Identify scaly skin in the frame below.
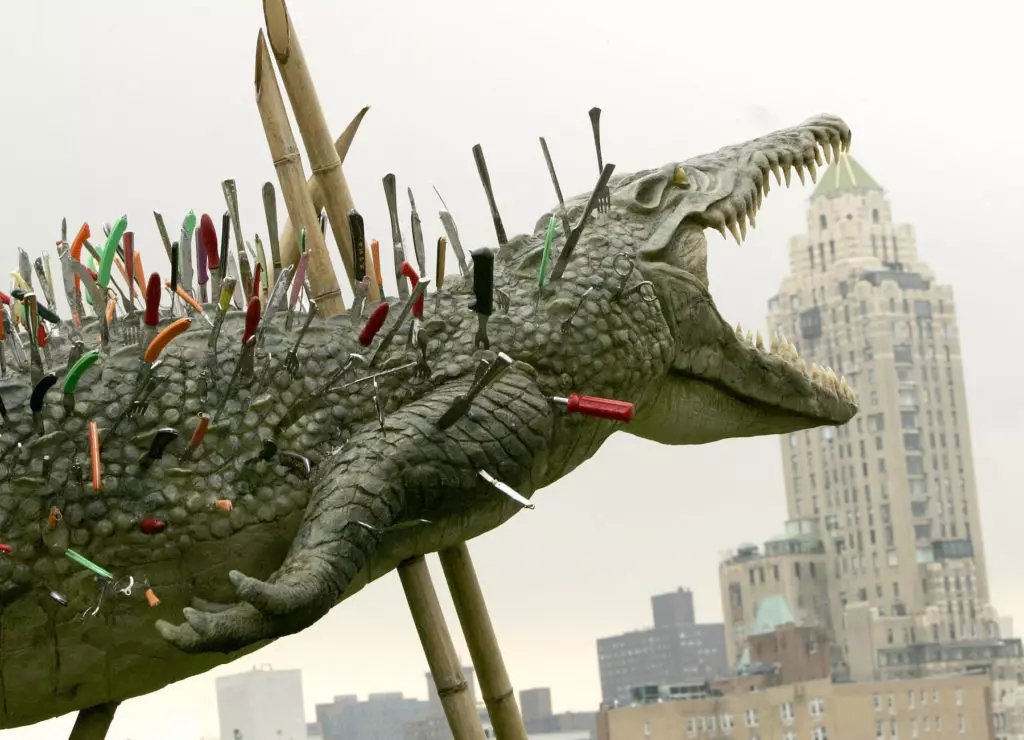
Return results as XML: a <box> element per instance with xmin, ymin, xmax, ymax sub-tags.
<box><xmin>0</xmin><ymin>114</ymin><xmax>857</xmax><ymax>728</ymax></box>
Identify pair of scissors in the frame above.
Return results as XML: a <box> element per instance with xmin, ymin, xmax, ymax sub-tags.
<box><xmin>611</xmin><ymin>252</ymin><xmax>657</xmax><ymax>303</ymax></box>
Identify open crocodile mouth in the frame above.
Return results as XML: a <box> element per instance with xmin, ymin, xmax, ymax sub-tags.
<box><xmin>638</xmin><ymin>115</ymin><xmax>859</xmax><ymax>438</ymax></box>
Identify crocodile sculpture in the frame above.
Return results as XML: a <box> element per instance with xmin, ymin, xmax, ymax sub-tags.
<box><xmin>0</xmin><ymin>114</ymin><xmax>856</xmax><ymax>730</ymax></box>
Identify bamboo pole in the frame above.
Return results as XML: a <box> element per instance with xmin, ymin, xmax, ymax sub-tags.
<box><xmin>68</xmin><ymin>701</ymin><xmax>119</xmax><ymax>740</ymax></box>
<box><xmin>262</xmin><ymin>0</ymin><xmax>381</xmax><ymax>301</ymax></box>
<box><xmin>254</xmin><ymin>29</ymin><xmax>346</xmax><ymax>317</ymax></box>
<box><xmin>279</xmin><ymin>106</ymin><xmax>369</xmax><ymax>268</ymax></box>
<box><xmin>439</xmin><ymin>542</ymin><xmax>528</xmax><ymax>740</ymax></box>
<box><xmin>398</xmin><ymin>556</ymin><xmax>487</xmax><ymax>740</ymax></box>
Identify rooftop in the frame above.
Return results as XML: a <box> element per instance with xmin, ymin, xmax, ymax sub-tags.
<box><xmin>812</xmin><ymin>153</ymin><xmax>882</xmax><ymax>197</ymax></box>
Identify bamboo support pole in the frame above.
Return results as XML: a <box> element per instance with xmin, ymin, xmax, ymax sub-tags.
<box><xmin>262</xmin><ymin>0</ymin><xmax>381</xmax><ymax>301</ymax></box>
<box><xmin>398</xmin><ymin>556</ymin><xmax>487</xmax><ymax>740</ymax></box>
<box><xmin>68</xmin><ymin>701</ymin><xmax>118</xmax><ymax>740</ymax></box>
<box><xmin>439</xmin><ymin>542</ymin><xmax>528</xmax><ymax>740</ymax></box>
<box><xmin>279</xmin><ymin>106</ymin><xmax>369</xmax><ymax>268</ymax></box>
<box><xmin>254</xmin><ymin>29</ymin><xmax>346</xmax><ymax>317</ymax></box>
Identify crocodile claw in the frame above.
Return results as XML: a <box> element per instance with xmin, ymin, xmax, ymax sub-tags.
<box><xmin>154</xmin><ymin>601</ymin><xmax>272</xmax><ymax>653</ymax></box>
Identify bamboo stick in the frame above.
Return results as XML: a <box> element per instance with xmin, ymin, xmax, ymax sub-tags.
<box><xmin>279</xmin><ymin>106</ymin><xmax>369</xmax><ymax>268</ymax></box>
<box><xmin>68</xmin><ymin>701</ymin><xmax>119</xmax><ymax>740</ymax></box>
<box><xmin>398</xmin><ymin>556</ymin><xmax>487</xmax><ymax>740</ymax></box>
<box><xmin>262</xmin><ymin>0</ymin><xmax>381</xmax><ymax>301</ymax></box>
<box><xmin>439</xmin><ymin>542</ymin><xmax>528</xmax><ymax>740</ymax></box>
<box><xmin>254</xmin><ymin>29</ymin><xmax>346</xmax><ymax>317</ymax></box>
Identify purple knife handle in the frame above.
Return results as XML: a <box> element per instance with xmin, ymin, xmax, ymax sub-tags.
<box><xmin>289</xmin><ymin>253</ymin><xmax>309</xmax><ymax>309</ymax></box>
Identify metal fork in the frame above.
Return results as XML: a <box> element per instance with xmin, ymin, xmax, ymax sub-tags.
<box><xmin>283</xmin><ymin>303</ymin><xmax>318</xmax><ymax>376</ymax></box>
<box><xmin>588</xmin><ymin>107</ymin><xmax>611</xmax><ymax>213</ymax></box>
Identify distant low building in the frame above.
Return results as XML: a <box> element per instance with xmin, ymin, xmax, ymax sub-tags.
<box><xmin>215</xmin><ymin>665</ymin><xmax>306</xmax><ymax>740</ymax></box>
<box><xmin>596</xmin><ymin>588</ymin><xmax>727</xmax><ymax>704</ymax></box>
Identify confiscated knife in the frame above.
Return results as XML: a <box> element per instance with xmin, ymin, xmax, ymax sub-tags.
<box><xmin>437</xmin><ymin>351</ymin><xmax>513</xmax><ymax>429</ymax></box>
<box><xmin>470</xmin><ymin>247</ymin><xmax>495</xmax><ymax>349</ymax></box>
<box><xmin>153</xmin><ymin>211</ymin><xmax>173</xmax><ymax>262</ymax></box>
<box><xmin>262</xmin><ymin>182</ymin><xmax>282</xmax><ymax>273</ymax></box>
<box><xmin>255</xmin><ymin>264</ymin><xmax>293</xmax><ymax>348</ymax></box>
<box><xmin>471</xmin><ymin>144</ymin><xmax>507</xmax><ymax>246</ymax></box>
<box><xmin>407</xmin><ymin>188</ymin><xmax>426</xmax><ymax>277</ymax></box>
<box><xmin>33</xmin><ymin>258</ymin><xmax>56</xmax><ymax>314</ymax></box>
<box><xmin>435</xmin><ymin>203</ymin><xmax>469</xmax><ymax>276</ymax></box>
<box><xmin>57</xmin><ymin>244</ymin><xmax>83</xmax><ymax>329</ymax></box>
<box><xmin>347</xmin><ymin>209</ymin><xmax>369</xmax><ymax>321</ymax></box>
<box><xmin>369</xmin><ymin>279</ymin><xmax>429</xmax><ymax>368</ymax></box>
<box><xmin>69</xmin><ymin>261</ymin><xmax>110</xmax><ymax>347</ymax></box>
<box><xmin>179</xmin><ymin>211</ymin><xmax>196</xmax><ymax>297</ymax></box>
<box><xmin>285</xmin><ymin>251</ymin><xmax>309</xmax><ymax>331</ymax></box>
<box><xmin>17</xmin><ymin>249</ymin><xmax>32</xmax><ymax>290</ymax></box>
<box><xmin>382</xmin><ymin>174</ymin><xmax>409</xmax><ymax>299</ymax></box>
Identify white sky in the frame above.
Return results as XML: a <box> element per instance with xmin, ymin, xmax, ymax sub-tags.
<box><xmin>0</xmin><ymin>1</ymin><xmax>1021</xmax><ymax>738</ymax></box>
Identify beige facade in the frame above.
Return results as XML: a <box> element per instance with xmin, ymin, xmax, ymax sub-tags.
<box><xmin>599</xmin><ymin>671</ymin><xmax>995</xmax><ymax>740</ymax></box>
<box><xmin>765</xmin><ymin>155</ymin><xmax>997</xmax><ymax>658</ymax></box>
<box><xmin>719</xmin><ymin>519</ymin><xmax>832</xmax><ymax>667</ymax></box>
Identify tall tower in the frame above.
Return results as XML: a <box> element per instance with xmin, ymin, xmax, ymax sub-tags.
<box><xmin>766</xmin><ymin>154</ymin><xmax>998</xmax><ymax>674</ymax></box>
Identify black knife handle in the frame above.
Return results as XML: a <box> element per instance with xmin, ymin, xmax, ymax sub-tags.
<box><xmin>348</xmin><ymin>210</ymin><xmax>367</xmax><ymax>281</ymax></box>
<box><xmin>219</xmin><ymin>212</ymin><xmax>231</xmax><ymax>280</ymax></box>
<box><xmin>170</xmin><ymin>242</ymin><xmax>180</xmax><ymax>293</ymax></box>
<box><xmin>470</xmin><ymin>248</ymin><xmax>494</xmax><ymax>316</ymax></box>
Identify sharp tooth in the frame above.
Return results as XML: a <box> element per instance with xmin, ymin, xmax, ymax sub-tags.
<box><xmin>748</xmin><ymin>209</ymin><xmax>757</xmax><ymax>228</ymax></box>
<box><xmin>735</xmin><ymin>322</ymin><xmax>744</xmax><ymax>340</ymax></box>
<box><xmin>756</xmin><ymin>331</ymin><xmax>764</xmax><ymax>351</ymax></box>
<box><xmin>806</xmin><ymin>159</ymin><xmax>817</xmax><ymax>183</ymax></box>
<box><xmin>745</xmin><ymin>330</ymin><xmax>753</xmax><ymax>346</ymax></box>
<box><xmin>798</xmin><ymin>358</ymin><xmax>808</xmax><ymax>376</ymax></box>
<box><xmin>811</xmin><ymin>364</ymin><xmax>820</xmax><ymax>382</ymax></box>
<box><xmin>840</xmin><ymin>376</ymin><xmax>851</xmax><ymax>397</ymax></box>
<box><xmin>781</xmin><ymin>161</ymin><xmax>793</xmax><ymax>187</ymax></box>
<box><xmin>755</xmin><ymin>185</ymin><xmax>763</xmax><ymax>208</ymax></box>
<box><xmin>738</xmin><ymin>214</ymin><xmax>748</xmax><ymax>241</ymax></box>
<box><xmin>823</xmin><ymin>141</ymin><xmax>835</xmax><ymax>164</ymax></box>
<box><xmin>770</xmin><ymin>335</ymin><xmax>779</xmax><ymax>355</ymax></box>
<box><xmin>812</xmin><ymin>145</ymin><xmax>824</xmax><ymax>167</ymax></box>
<box><xmin>794</xmin><ymin>162</ymin><xmax>806</xmax><ymax>186</ymax></box>
<box><xmin>770</xmin><ymin>162</ymin><xmax>783</xmax><ymax>187</ymax></box>
<box><xmin>727</xmin><ymin>220</ymin><xmax>742</xmax><ymax>245</ymax></box>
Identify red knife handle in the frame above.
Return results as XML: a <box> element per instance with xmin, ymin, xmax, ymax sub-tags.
<box><xmin>243</xmin><ymin>296</ymin><xmax>261</xmax><ymax>344</ymax></box>
<box><xmin>144</xmin><ymin>273</ymin><xmax>162</xmax><ymax>326</ymax></box>
<box><xmin>564</xmin><ymin>394</ymin><xmax>634</xmax><ymax>423</ymax></box>
<box><xmin>201</xmin><ymin>213</ymin><xmax>220</xmax><ymax>270</ymax></box>
<box><xmin>0</xmin><ymin>292</ymin><xmax>9</xmax><ymax>306</ymax></box>
<box><xmin>400</xmin><ymin>261</ymin><xmax>425</xmax><ymax>318</ymax></box>
<box><xmin>124</xmin><ymin>232</ymin><xmax>135</xmax><ymax>300</ymax></box>
<box><xmin>359</xmin><ymin>301</ymin><xmax>389</xmax><ymax>346</ymax></box>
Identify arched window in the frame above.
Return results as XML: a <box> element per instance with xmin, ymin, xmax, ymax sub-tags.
<box><xmin>872</xmin><ymin>209</ymin><xmax>880</xmax><ymax>224</ymax></box>
<box><xmin>819</xmin><ymin>214</ymin><xmax>828</xmax><ymax>229</ymax></box>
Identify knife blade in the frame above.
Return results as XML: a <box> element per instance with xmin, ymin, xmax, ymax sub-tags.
<box><xmin>285</xmin><ymin>252</ymin><xmax>309</xmax><ymax>331</ymax></box>
<box><xmin>196</xmin><ymin>223</ymin><xmax>209</xmax><ymax>304</ymax></box>
<box><xmin>437</xmin><ymin>210</ymin><xmax>469</xmax><ymax>277</ymax></box>
<box><xmin>348</xmin><ymin>210</ymin><xmax>369</xmax><ymax>320</ymax></box>
<box><xmin>262</xmin><ymin>182</ymin><xmax>282</xmax><ymax>273</ymax></box>
<box><xmin>33</xmin><ymin>258</ymin><xmax>56</xmax><ymax>313</ymax></box>
<box><xmin>369</xmin><ymin>279</ymin><xmax>429</xmax><ymax>368</ymax></box>
<box><xmin>17</xmin><ymin>250</ymin><xmax>32</xmax><ymax>289</ymax></box>
<box><xmin>179</xmin><ymin>211</ymin><xmax>196</xmax><ymax>297</ymax></box>
<box><xmin>153</xmin><ymin>211</ymin><xmax>173</xmax><ymax>262</ymax></box>
<box><xmin>58</xmin><ymin>245</ymin><xmax>82</xmax><ymax>330</ymax></box>
<box><xmin>69</xmin><ymin>261</ymin><xmax>110</xmax><ymax>347</ymax></box>
<box><xmin>408</xmin><ymin>188</ymin><xmax>426</xmax><ymax>278</ymax></box>
<box><xmin>255</xmin><ymin>264</ymin><xmax>293</xmax><ymax>348</ymax></box>
<box><xmin>471</xmin><ymin>144</ymin><xmax>507</xmax><ymax>246</ymax></box>
<box><xmin>382</xmin><ymin>174</ymin><xmax>409</xmax><ymax>299</ymax></box>
<box><xmin>436</xmin><ymin>351</ymin><xmax>513</xmax><ymax>429</ymax></box>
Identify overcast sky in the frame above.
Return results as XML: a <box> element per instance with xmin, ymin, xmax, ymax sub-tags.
<box><xmin>1</xmin><ymin>1</ymin><xmax>1021</xmax><ymax>738</ymax></box>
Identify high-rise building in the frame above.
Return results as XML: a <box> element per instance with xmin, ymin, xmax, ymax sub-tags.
<box><xmin>765</xmin><ymin>153</ymin><xmax>1002</xmax><ymax>666</ymax></box>
<box><xmin>520</xmin><ymin>688</ymin><xmax>554</xmax><ymax>723</ymax></box>
<box><xmin>215</xmin><ymin>666</ymin><xmax>306</xmax><ymax>740</ymax></box>
<box><xmin>596</xmin><ymin>588</ymin><xmax>727</xmax><ymax>704</ymax></box>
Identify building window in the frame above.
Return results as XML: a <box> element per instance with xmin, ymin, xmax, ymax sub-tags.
<box><xmin>958</xmin><ymin>714</ymin><xmax>966</xmax><ymax>733</ymax></box>
<box><xmin>955</xmin><ymin>687</ymin><xmax>963</xmax><ymax>705</ymax></box>
<box><xmin>810</xmin><ymin>698</ymin><xmax>825</xmax><ymax>718</ymax></box>
<box><xmin>687</xmin><ymin>718</ymin><xmax>696</xmax><ymax>737</ymax></box>
<box><xmin>812</xmin><ymin>728</ymin><xmax>828</xmax><ymax>740</ymax></box>
<box><xmin>745</xmin><ymin>708</ymin><xmax>759</xmax><ymax>727</ymax></box>
<box><xmin>820</xmin><ymin>214</ymin><xmax>828</xmax><ymax>229</ymax></box>
<box><xmin>891</xmin><ymin>718</ymin><xmax>898</xmax><ymax>738</ymax></box>
<box><xmin>720</xmin><ymin>713</ymin><xmax>734</xmax><ymax>730</ymax></box>
<box><xmin>784</xmin><ymin>732</ymin><xmax>797</xmax><ymax>740</ymax></box>
<box><xmin>911</xmin><ymin>717</ymin><xmax>918</xmax><ymax>738</ymax></box>
<box><xmin>780</xmin><ymin>701</ymin><xmax>795</xmax><ymax>723</ymax></box>
<box><xmin>908</xmin><ymin>690</ymin><xmax>915</xmax><ymax>709</ymax></box>
<box><xmin>872</xmin><ymin>208</ymin><xmax>880</xmax><ymax>223</ymax></box>
<box><xmin>876</xmin><ymin>720</ymin><xmax>884</xmax><ymax>739</ymax></box>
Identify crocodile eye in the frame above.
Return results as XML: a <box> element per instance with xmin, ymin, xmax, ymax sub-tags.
<box><xmin>673</xmin><ymin>165</ymin><xmax>690</xmax><ymax>187</ymax></box>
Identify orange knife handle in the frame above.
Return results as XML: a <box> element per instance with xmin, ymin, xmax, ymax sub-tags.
<box><xmin>144</xmin><ymin>317</ymin><xmax>192</xmax><ymax>363</ymax></box>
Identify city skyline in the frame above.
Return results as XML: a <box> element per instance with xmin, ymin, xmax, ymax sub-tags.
<box><xmin>0</xmin><ymin>2</ymin><xmax>1017</xmax><ymax>738</ymax></box>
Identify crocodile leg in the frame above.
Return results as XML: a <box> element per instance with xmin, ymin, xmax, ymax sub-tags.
<box><xmin>157</xmin><ymin>362</ymin><xmax>554</xmax><ymax>653</ymax></box>
<box><xmin>68</xmin><ymin>701</ymin><xmax>119</xmax><ymax>740</ymax></box>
